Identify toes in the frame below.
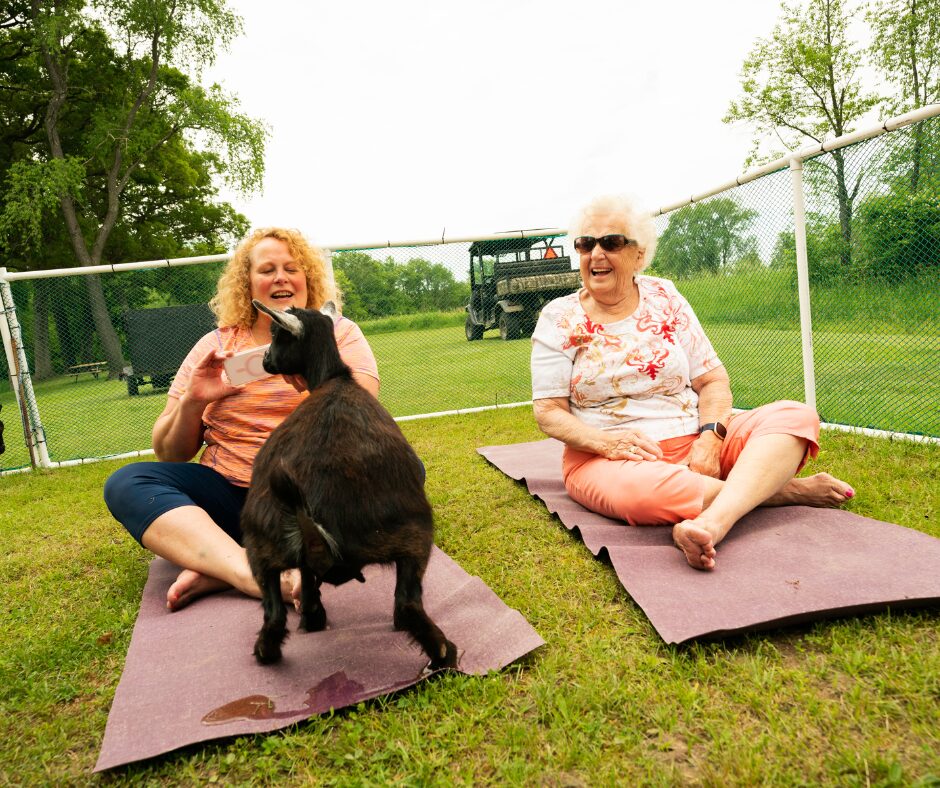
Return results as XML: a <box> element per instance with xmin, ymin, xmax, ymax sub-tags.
<box><xmin>673</xmin><ymin>522</ymin><xmax>718</xmax><ymax>571</ymax></box>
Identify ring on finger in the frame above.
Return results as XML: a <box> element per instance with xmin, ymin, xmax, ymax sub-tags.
<box><xmin>628</xmin><ymin>444</ymin><xmax>638</xmax><ymax>453</ymax></box>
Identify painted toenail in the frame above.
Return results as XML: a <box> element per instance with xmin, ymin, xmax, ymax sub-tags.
<box><xmin>845</xmin><ymin>488</ymin><xmax>855</xmax><ymax>498</ymax></box>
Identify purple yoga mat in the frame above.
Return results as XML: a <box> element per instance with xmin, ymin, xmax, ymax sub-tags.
<box><xmin>95</xmin><ymin>547</ymin><xmax>544</xmax><ymax>771</ymax></box>
<box><xmin>479</xmin><ymin>438</ymin><xmax>940</xmax><ymax>644</ymax></box>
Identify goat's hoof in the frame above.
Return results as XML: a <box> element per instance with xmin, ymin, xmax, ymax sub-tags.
<box><xmin>428</xmin><ymin>639</ymin><xmax>459</xmax><ymax>671</ymax></box>
<box><xmin>299</xmin><ymin>607</ymin><xmax>326</xmax><ymax>632</ymax></box>
<box><xmin>253</xmin><ymin>638</ymin><xmax>283</xmax><ymax>665</ymax></box>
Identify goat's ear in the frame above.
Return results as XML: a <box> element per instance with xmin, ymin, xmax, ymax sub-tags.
<box><xmin>252</xmin><ymin>299</ymin><xmax>304</xmax><ymax>338</ymax></box>
<box><xmin>320</xmin><ymin>300</ymin><xmax>338</xmax><ymax>322</ymax></box>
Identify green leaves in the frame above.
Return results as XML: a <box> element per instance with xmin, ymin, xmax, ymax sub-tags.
<box><xmin>867</xmin><ymin>0</ymin><xmax>940</xmax><ymax>113</ymax></box>
<box><xmin>724</xmin><ymin>0</ymin><xmax>878</xmax><ymax>162</ymax></box>
<box><xmin>651</xmin><ymin>198</ymin><xmax>758</xmax><ymax>279</ymax></box>
<box><xmin>0</xmin><ymin>156</ymin><xmax>85</xmax><ymax>251</ymax></box>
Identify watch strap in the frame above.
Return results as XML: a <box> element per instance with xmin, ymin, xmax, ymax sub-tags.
<box><xmin>699</xmin><ymin>422</ymin><xmax>727</xmax><ymax>440</ymax></box>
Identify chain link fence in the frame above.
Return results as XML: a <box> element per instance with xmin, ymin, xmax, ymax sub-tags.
<box><xmin>2</xmin><ymin>111</ymin><xmax>938</xmax><ymax>474</ymax></box>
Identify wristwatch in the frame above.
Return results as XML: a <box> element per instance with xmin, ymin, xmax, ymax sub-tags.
<box><xmin>699</xmin><ymin>422</ymin><xmax>727</xmax><ymax>440</ymax></box>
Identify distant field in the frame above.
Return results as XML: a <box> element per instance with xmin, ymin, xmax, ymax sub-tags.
<box><xmin>1</xmin><ymin>315</ymin><xmax>936</xmax><ymax>473</ymax></box>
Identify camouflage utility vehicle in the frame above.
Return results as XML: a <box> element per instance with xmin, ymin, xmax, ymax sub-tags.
<box><xmin>464</xmin><ymin>236</ymin><xmax>580</xmax><ymax>341</ymax></box>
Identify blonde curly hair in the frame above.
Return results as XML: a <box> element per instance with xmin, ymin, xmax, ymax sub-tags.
<box><xmin>210</xmin><ymin>227</ymin><xmax>340</xmax><ymax>328</ymax></box>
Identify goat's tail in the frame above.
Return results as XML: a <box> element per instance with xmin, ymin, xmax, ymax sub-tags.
<box><xmin>269</xmin><ymin>461</ymin><xmax>341</xmax><ymax>558</ymax></box>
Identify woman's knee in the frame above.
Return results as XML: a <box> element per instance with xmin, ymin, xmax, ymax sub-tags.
<box><xmin>781</xmin><ymin>399</ymin><xmax>819</xmax><ymax>426</ymax></box>
<box><xmin>103</xmin><ymin>461</ymin><xmax>186</xmax><ymax>545</ymax></box>
<box><xmin>103</xmin><ymin>462</ymin><xmax>147</xmax><ymax>511</ymax></box>
<box><xmin>565</xmin><ymin>460</ymin><xmax>702</xmax><ymax>526</ymax></box>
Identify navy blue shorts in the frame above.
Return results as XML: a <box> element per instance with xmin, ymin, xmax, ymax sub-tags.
<box><xmin>103</xmin><ymin>462</ymin><xmax>248</xmax><ymax>546</ymax></box>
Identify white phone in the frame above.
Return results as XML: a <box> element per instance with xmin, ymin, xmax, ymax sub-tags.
<box><xmin>223</xmin><ymin>344</ymin><xmax>272</xmax><ymax>386</ymax></box>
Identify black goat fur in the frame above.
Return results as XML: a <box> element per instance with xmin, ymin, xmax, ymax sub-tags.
<box><xmin>240</xmin><ymin>301</ymin><xmax>457</xmax><ymax>670</ymax></box>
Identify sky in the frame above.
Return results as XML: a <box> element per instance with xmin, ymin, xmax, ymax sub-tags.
<box><xmin>205</xmin><ymin>0</ymin><xmax>788</xmax><ymax>249</ymax></box>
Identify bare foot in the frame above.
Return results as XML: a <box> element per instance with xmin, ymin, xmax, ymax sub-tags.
<box><xmin>673</xmin><ymin>519</ymin><xmax>718</xmax><ymax>571</ymax></box>
<box><xmin>167</xmin><ymin>568</ymin><xmax>301</xmax><ymax>611</ymax></box>
<box><xmin>281</xmin><ymin>569</ymin><xmax>301</xmax><ymax>611</ymax></box>
<box><xmin>166</xmin><ymin>570</ymin><xmax>230</xmax><ymax>611</ymax></box>
<box><xmin>769</xmin><ymin>473</ymin><xmax>855</xmax><ymax>508</ymax></box>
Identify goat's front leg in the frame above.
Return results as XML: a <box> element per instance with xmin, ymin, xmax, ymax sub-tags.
<box><xmin>393</xmin><ymin>555</ymin><xmax>458</xmax><ymax>670</ymax></box>
<box><xmin>297</xmin><ymin>563</ymin><xmax>326</xmax><ymax>633</ymax></box>
<box><xmin>254</xmin><ymin>567</ymin><xmax>288</xmax><ymax>664</ymax></box>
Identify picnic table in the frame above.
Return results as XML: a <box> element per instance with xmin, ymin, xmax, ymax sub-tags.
<box><xmin>68</xmin><ymin>361</ymin><xmax>108</xmax><ymax>382</ymax></box>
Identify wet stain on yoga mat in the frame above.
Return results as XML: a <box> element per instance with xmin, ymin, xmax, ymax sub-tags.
<box><xmin>202</xmin><ymin>695</ymin><xmax>275</xmax><ymax>725</ymax></box>
<box><xmin>201</xmin><ymin>671</ymin><xmax>365</xmax><ymax>726</ymax></box>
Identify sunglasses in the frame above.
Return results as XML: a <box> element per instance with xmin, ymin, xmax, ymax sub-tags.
<box><xmin>573</xmin><ymin>234</ymin><xmax>637</xmax><ymax>254</ymax></box>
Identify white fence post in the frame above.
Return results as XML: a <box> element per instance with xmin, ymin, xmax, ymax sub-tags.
<box><xmin>0</xmin><ymin>270</ymin><xmax>53</xmax><ymax>468</ymax></box>
<box><xmin>788</xmin><ymin>158</ymin><xmax>817</xmax><ymax>412</ymax></box>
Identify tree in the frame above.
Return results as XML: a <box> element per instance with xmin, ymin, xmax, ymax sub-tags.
<box><xmin>394</xmin><ymin>258</ymin><xmax>467</xmax><ymax>313</ymax></box>
<box><xmin>854</xmin><ymin>190</ymin><xmax>940</xmax><ymax>280</ymax></box>
<box><xmin>724</xmin><ymin>0</ymin><xmax>878</xmax><ymax>268</ymax></box>
<box><xmin>651</xmin><ymin>199</ymin><xmax>758</xmax><ymax>279</ymax></box>
<box><xmin>868</xmin><ymin>0</ymin><xmax>940</xmax><ymax>191</ymax></box>
<box><xmin>769</xmin><ymin>215</ymin><xmax>847</xmax><ymax>284</ymax></box>
<box><xmin>0</xmin><ymin>1</ymin><xmax>265</xmax><ymax>378</ymax></box>
<box><xmin>331</xmin><ymin>252</ymin><xmax>404</xmax><ymax>319</ymax></box>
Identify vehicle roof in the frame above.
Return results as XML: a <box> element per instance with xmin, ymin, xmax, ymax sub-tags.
<box><xmin>468</xmin><ymin>235</ymin><xmax>561</xmax><ymax>255</ymax></box>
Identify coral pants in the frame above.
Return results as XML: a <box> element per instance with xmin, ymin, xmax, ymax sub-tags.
<box><xmin>562</xmin><ymin>400</ymin><xmax>821</xmax><ymax>527</ymax></box>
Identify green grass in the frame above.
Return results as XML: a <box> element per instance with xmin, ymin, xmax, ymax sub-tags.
<box><xmin>677</xmin><ymin>267</ymin><xmax>936</xmax><ymax>333</ymax></box>
<box><xmin>357</xmin><ymin>309</ymin><xmax>466</xmax><ymax>335</ymax></box>
<box><xmin>1</xmin><ymin>407</ymin><xmax>938</xmax><ymax>784</ymax></box>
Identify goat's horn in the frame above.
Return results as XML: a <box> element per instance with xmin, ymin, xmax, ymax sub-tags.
<box><xmin>252</xmin><ymin>299</ymin><xmax>304</xmax><ymax>338</ymax></box>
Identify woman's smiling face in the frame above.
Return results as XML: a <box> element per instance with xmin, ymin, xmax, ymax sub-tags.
<box><xmin>577</xmin><ymin>211</ymin><xmax>645</xmax><ymax>307</ymax></box>
<box><xmin>248</xmin><ymin>237</ymin><xmax>308</xmax><ymax>315</ymax></box>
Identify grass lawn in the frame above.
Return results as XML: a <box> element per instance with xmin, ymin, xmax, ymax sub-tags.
<box><xmin>1</xmin><ymin>407</ymin><xmax>938</xmax><ymax>784</ymax></box>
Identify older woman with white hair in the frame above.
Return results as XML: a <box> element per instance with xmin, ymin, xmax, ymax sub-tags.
<box><xmin>531</xmin><ymin>195</ymin><xmax>855</xmax><ymax>570</ymax></box>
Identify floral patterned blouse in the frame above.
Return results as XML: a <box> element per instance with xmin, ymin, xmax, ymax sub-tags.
<box><xmin>531</xmin><ymin>275</ymin><xmax>722</xmax><ymax>442</ymax></box>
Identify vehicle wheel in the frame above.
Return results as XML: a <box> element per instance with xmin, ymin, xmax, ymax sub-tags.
<box><xmin>499</xmin><ymin>311</ymin><xmax>521</xmax><ymax>341</ymax></box>
<box><xmin>465</xmin><ymin>314</ymin><xmax>484</xmax><ymax>341</ymax></box>
<box><xmin>126</xmin><ymin>376</ymin><xmax>139</xmax><ymax>396</ymax></box>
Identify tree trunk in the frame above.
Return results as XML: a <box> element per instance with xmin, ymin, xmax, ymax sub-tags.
<box><xmin>32</xmin><ymin>280</ymin><xmax>53</xmax><ymax>379</ymax></box>
<box><xmin>910</xmin><ymin>123</ymin><xmax>922</xmax><ymax>193</ymax></box>
<box><xmin>83</xmin><ymin>274</ymin><xmax>126</xmax><ymax>376</ymax></box>
<box><xmin>832</xmin><ymin>150</ymin><xmax>853</xmax><ymax>269</ymax></box>
<box><xmin>50</xmin><ymin>278</ymin><xmax>79</xmax><ymax>369</ymax></box>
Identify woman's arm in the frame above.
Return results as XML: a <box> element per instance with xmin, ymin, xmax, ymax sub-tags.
<box><xmin>533</xmin><ymin>397</ymin><xmax>662</xmax><ymax>461</ymax></box>
<box><xmin>351</xmin><ymin>371</ymin><xmax>379</xmax><ymax>397</ymax></box>
<box><xmin>152</xmin><ymin>348</ymin><xmax>237</xmax><ymax>461</ymax></box>
<box><xmin>693</xmin><ymin>365</ymin><xmax>733</xmax><ymax>425</ymax></box>
<box><xmin>683</xmin><ymin>365</ymin><xmax>733</xmax><ymax>477</ymax></box>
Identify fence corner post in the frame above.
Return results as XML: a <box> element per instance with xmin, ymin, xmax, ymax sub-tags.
<box><xmin>0</xmin><ymin>269</ymin><xmax>52</xmax><ymax>468</ymax></box>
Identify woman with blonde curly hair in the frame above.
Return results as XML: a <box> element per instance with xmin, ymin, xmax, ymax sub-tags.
<box><xmin>104</xmin><ymin>227</ymin><xmax>380</xmax><ymax>610</ymax></box>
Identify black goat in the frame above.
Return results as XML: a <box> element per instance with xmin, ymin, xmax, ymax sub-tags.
<box><xmin>241</xmin><ymin>299</ymin><xmax>457</xmax><ymax>670</ymax></box>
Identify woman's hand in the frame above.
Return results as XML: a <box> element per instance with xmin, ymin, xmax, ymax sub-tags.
<box><xmin>682</xmin><ymin>434</ymin><xmax>722</xmax><ymax>478</ymax></box>
<box><xmin>533</xmin><ymin>397</ymin><xmax>663</xmax><ymax>461</ymax></box>
<box><xmin>152</xmin><ymin>349</ymin><xmax>238</xmax><ymax>462</ymax></box>
<box><xmin>185</xmin><ymin>349</ymin><xmax>239</xmax><ymax>404</ymax></box>
<box><xmin>601</xmin><ymin>429</ymin><xmax>663</xmax><ymax>461</ymax></box>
